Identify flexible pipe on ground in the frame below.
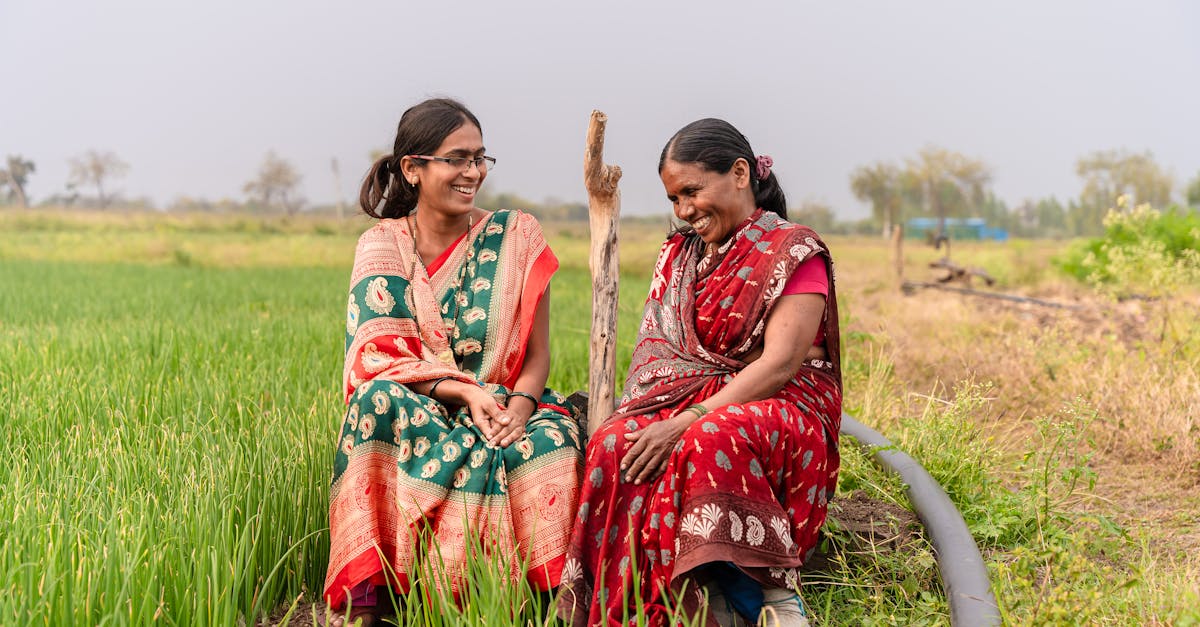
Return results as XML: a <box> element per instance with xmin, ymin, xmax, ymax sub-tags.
<box><xmin>840</xmin><ymin>413</ymin><xmax>1001</xmax><ymax>626</ymax></box>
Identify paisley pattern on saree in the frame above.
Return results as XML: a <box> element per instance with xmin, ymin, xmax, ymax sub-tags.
<box><xmin>559</xmin><ymin>210</ymin><xmax>842</xmax><ymax>627</ymax></box>
<box><xmin>326</xmin><ymin>210</ymin><xmax>583</xmax><ymax>610</ymax></box>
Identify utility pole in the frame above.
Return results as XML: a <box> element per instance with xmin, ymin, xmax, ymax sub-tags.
<box><xmin>331</xmin><ymin>157</ymin><xmax>345</xmax><ymax>220</ymax></box>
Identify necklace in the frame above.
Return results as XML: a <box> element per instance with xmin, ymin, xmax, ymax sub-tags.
<box><xmin>407</xmin><ymin>210</ymin><xmax>480</xmax><ymax>368</ymax></box>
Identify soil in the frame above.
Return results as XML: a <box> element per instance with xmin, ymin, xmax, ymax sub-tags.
<box><xmin>258</xmin><ymin>598</ymin><xmax>320</xmax><ymax>627</ymax></box>
<box><xmin>802</xmin><ymin>490</ymin><xmax>923</xmax><ymax>574</ymax></box>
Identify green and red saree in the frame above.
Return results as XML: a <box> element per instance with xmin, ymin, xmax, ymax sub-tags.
<box><xmin>324</xmin><ymin>210</ymin><xmax>583</xmax><ymax>609</ymax></box>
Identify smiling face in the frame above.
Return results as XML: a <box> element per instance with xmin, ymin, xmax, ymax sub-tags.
<box><xmin>403</xmin><ymin>121</ymin><xmax>487</xmax><ymax>218</ymax></box>
<box><xmin>660</xmin><ymin>158</ymin><xmax>757</xmax><ymax>245</ymax></box>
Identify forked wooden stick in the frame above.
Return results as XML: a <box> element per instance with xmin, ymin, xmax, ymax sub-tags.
<box><xmin>583</xmin><ymin>110</ymin><xmax>622</xmax><ymax>434</ymax></box>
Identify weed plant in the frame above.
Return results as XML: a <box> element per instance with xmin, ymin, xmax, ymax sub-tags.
<box><xmin>1056</xmin><ymin>200</ymin><xmax>1200</xmax><ymax>286</ymax></box>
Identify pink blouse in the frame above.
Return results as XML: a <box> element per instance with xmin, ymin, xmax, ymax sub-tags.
<box><xmin>782</xmin><ymin>256</ymin><xmax>828</xmax><ymax>346</ymax></box>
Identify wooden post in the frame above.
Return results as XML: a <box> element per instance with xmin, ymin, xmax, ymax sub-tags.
<box><xmin>891</xmin><ymin>224</ymin><xmax>904</xmax><ymax>287</ymax></box>
<box><xmin>583</xmin><ymin>110</ymin><xmax>622</xmax><ymax>434</ymax></box>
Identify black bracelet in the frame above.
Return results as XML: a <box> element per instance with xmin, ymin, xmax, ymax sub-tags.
<box><xmin>506</xmin><ymin>391</ymin><xmax>539</xmax><ymax>407</ymax></box>
<box><xmin>428</xmin><ymin>376</ymin><xmax>454</xmax><ymax>398</ymax></box>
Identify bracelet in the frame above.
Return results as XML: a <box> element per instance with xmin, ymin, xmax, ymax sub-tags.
<box><xmin>685</xmin><ymin>403</ymin><xmax>709</xmax><ymax>417</ymax></box>
<box><xmin>506</xmin><ymin>391</ymin><xmax>539</xmax><ymax>407</ymax></box>
<box><xmin>428</xmin><ymin>376</ymin><xmax>454</xmax><ymax>398</ymax></box>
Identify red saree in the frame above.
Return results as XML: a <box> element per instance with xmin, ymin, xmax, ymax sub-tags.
<box><xmin>559</xmin><ymin>210</ymin><xmax>842</xmax><ymax>626</ymax></box>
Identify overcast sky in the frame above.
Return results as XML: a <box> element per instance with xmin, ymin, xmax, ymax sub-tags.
<box><xmin>2</xmin><ymin>0</ymin><xmax>1198</xmax><ymax>218</ymax></box>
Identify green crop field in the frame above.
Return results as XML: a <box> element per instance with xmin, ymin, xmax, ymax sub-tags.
<box><xmin>2</xmin><ymin>210</ymin><xmax>1197</xmax><ymax>626</ymax></box>
<box><xmin>0</xmin><ymin>213</ymin><xmax>667</xmax><ymax>626</ymax></box>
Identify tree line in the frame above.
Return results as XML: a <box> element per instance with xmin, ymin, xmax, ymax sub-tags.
<box><xmin>3</xmin><ymin>148</ymin><xmax>1199</xmax><ymax>237</ymax></box>
<box><xmin>0</xmin><ymin>151</ymin><xmax>308</xmax><ymax>214</ymax></box>
<box><xmin>0</xmin><ymin>150</ymin><xmax>594</xmax><ymax>220</ymax></box>
<box><xmin>842</xmin><ymin>147</ymin><xmax>1198</xmax><ymax>239</ymax></box>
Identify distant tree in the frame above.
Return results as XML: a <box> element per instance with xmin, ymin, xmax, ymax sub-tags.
<box><xmin>1009</xmin><ymin>197</ymin><xmax>1067</xmax><ymax>239</ymax></box>
<box><xmin>1186</xmin><ymin>171</ymin><xmax>1200</xmax><ymax>209</ymax></box>
<box><xmin>849</xmin><ymin>161</ymin><xmax>902</xmax><ymax>237</ymax></box>
<box><xmin>243</xmin><ymin>152</ymin><xmax>304</xmax><ymax>215</ymax></box>
<box><xmin>976</xmin><ymin>192</ymin><xmax>1010</xmax><ymax>230</ymax></box>
<box><xmin>68</xmin><ymin>150</ymin><xmax>129</xmax><ymax>208</ymax></box>
<box><xmin>1063</xmin><ymin>198</ymin><xmax>1099</xmax><ymax>237</ymax></box>
<box><xmin>790</xmin><ymin>200</ymin><xmax>835</xmax><ymax>233</ymax></box>
<box><xmin>1012</xmin><ymin>200</ymin><xmax>1036</xmax><ymax>233</ymax></box>
<box><xmin>537</xmin><ymin>197</ymin><xmax>589</xmax><ymax>221</ymax></box>
<box><xmin>475</xmin><ymin>191</ymin><xmax>588</xmax><ymax>222</ymax></box>
<box><xmin>1076</xmin><ymin>149</ymin><xmax>1173</xmax><ymax>212</ymax></box>
<box><xmin>0</xmin><ymin>155</ymin><xmax>36</xmax><ymax>208</ymax></box>
<box><xmin>1035</xmin><ymin>197</ymin><xmax>1067</xmax><ymax>237</ymax></box>
<box><xmin>477</xmin><ymin>190</ymin><xmax>533</xmax><ymax>212</ymax></box>
<box><xmin>903</xmin><ymin>146</ymin><xmax>991</xmax><ymax>238</ymax></box>
<box><xmin>169</xmin><ymin>195</ymin><xmax>219</xmax><ymax>213</ymax></box>
<box><xmin>38</xmin><ymin>186</ymin><xmax>80</xmax><ymax>207</ymax></box>
<box><xmin>122</xmin><ymin>196</ymin><xmax>158</xmax><ymax>211</ymax></box>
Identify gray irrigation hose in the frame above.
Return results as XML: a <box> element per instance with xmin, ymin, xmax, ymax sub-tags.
<box><xmin>840</xmin><ymin>413</ymin><xmax>1001</xmax><ymax>626</ymax></box>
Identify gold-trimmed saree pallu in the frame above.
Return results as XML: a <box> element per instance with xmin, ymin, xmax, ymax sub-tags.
<box><xmin>324</xmin><ymin>210</ymin><xmax>583</xmax><ymax>609</ymax></box>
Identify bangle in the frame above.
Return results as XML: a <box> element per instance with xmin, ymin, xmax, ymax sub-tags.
<box><xmin>428</xmin><ymin>376</ymin><xmax>454</xmax><ymax>398</ymax></box>
<box><xmin>506</xmin><ymin>391</ymin><xmax>539</xmax><ymax>407</ymax></box>
<box><xmin>685</xmin><ymin>403</ymin><xmax>708</xmax><ymax>417</ymax></box>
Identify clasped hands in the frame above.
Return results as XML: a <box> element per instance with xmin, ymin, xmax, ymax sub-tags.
<box><xmin>462</xmin><ymin>385</ymin><xmax>532</xmax><ymax>448</ymax></box>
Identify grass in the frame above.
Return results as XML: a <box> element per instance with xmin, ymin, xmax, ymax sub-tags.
<box><xmin>1</xmin><ymin>208</ymin><xmax>1198</xmax><ymax>625</ymax></box>
<box><xmin>0</xmin><ymin>259</ymin><xmax>337</xmax><ymax>625</ymax></box>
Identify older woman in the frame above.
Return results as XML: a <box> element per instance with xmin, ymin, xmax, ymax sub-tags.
<box><xmin>559</xmin><ymin>119</ymin><xmax>841</xmax><ymax>627</ymax></box>
<box><xmin>324</xmin><ymin>98</ymin><xmax>583</xmax><ymax>626</ymax></box>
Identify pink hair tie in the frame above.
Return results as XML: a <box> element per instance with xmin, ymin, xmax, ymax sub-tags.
<box><xmin>754</xmin><ymin>154</ymin><xmax>774</xmax><ymax>181</ymax></box>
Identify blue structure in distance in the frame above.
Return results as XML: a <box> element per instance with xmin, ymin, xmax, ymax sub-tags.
<box><xmin>906</xmin><ymin>217</ymin><xmax>1008</xmax><ymax>242</ymax></box>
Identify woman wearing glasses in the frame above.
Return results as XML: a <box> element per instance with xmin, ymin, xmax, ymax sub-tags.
<box><xmin>323</xmin><ymin>98</ymin><xmax>582</xmax><ymax>626</ymax></box>
<box><xmin>559</xmin><ymin>118</ymin><xmax>841</xmax><ymax>627</ymax></box>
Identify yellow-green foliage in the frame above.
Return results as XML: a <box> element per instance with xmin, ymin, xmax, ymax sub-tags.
<box><xmin>1056</xmin><ymin>200</ymin><xmax>1200</xmax><ymax>292</ymax></box>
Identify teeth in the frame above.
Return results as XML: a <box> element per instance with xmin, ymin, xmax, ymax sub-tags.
<box><xmin>692</xmin><ymin>216</ymin><xmax>711</xmax><ymax>230</ymax></box>
<box><xmin>452</xmin><ymin>186</ymin><xmax>474</xmax><ymax>194</ymax></box>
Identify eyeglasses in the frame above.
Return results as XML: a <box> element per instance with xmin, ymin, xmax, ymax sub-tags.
<box><xmin>408</xmin><ymin>154</ymin><xmax>496</xmax><ymax>172</ymax></box>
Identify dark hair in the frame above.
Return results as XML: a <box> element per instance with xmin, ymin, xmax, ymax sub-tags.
<box><xmin>658</xmin><ymin>118</ymin><xmax>787</xmax><ymax>219</ymax></box>
<box><xmin>360</xmin><ymin>98</ymin><xmax>482</xmax><ymax>219</ymax></box>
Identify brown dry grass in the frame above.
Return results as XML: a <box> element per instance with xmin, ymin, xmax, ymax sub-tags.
<box><xmin>830</xmin><ymin>234</ymin><xmax>1200</xmax><ymax>558</ymax></box>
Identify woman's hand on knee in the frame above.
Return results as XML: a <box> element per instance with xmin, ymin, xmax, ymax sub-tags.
<box><xmin>621</xmin><ymin>415</ymin><xmax>689</xmax><ymax>485</ymax></box>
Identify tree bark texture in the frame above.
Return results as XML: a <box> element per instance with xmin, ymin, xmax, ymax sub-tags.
<box><xmin>583</xmin><ymin>110</ymin><xmax>622</xmax><ymax>435</ymax></box>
